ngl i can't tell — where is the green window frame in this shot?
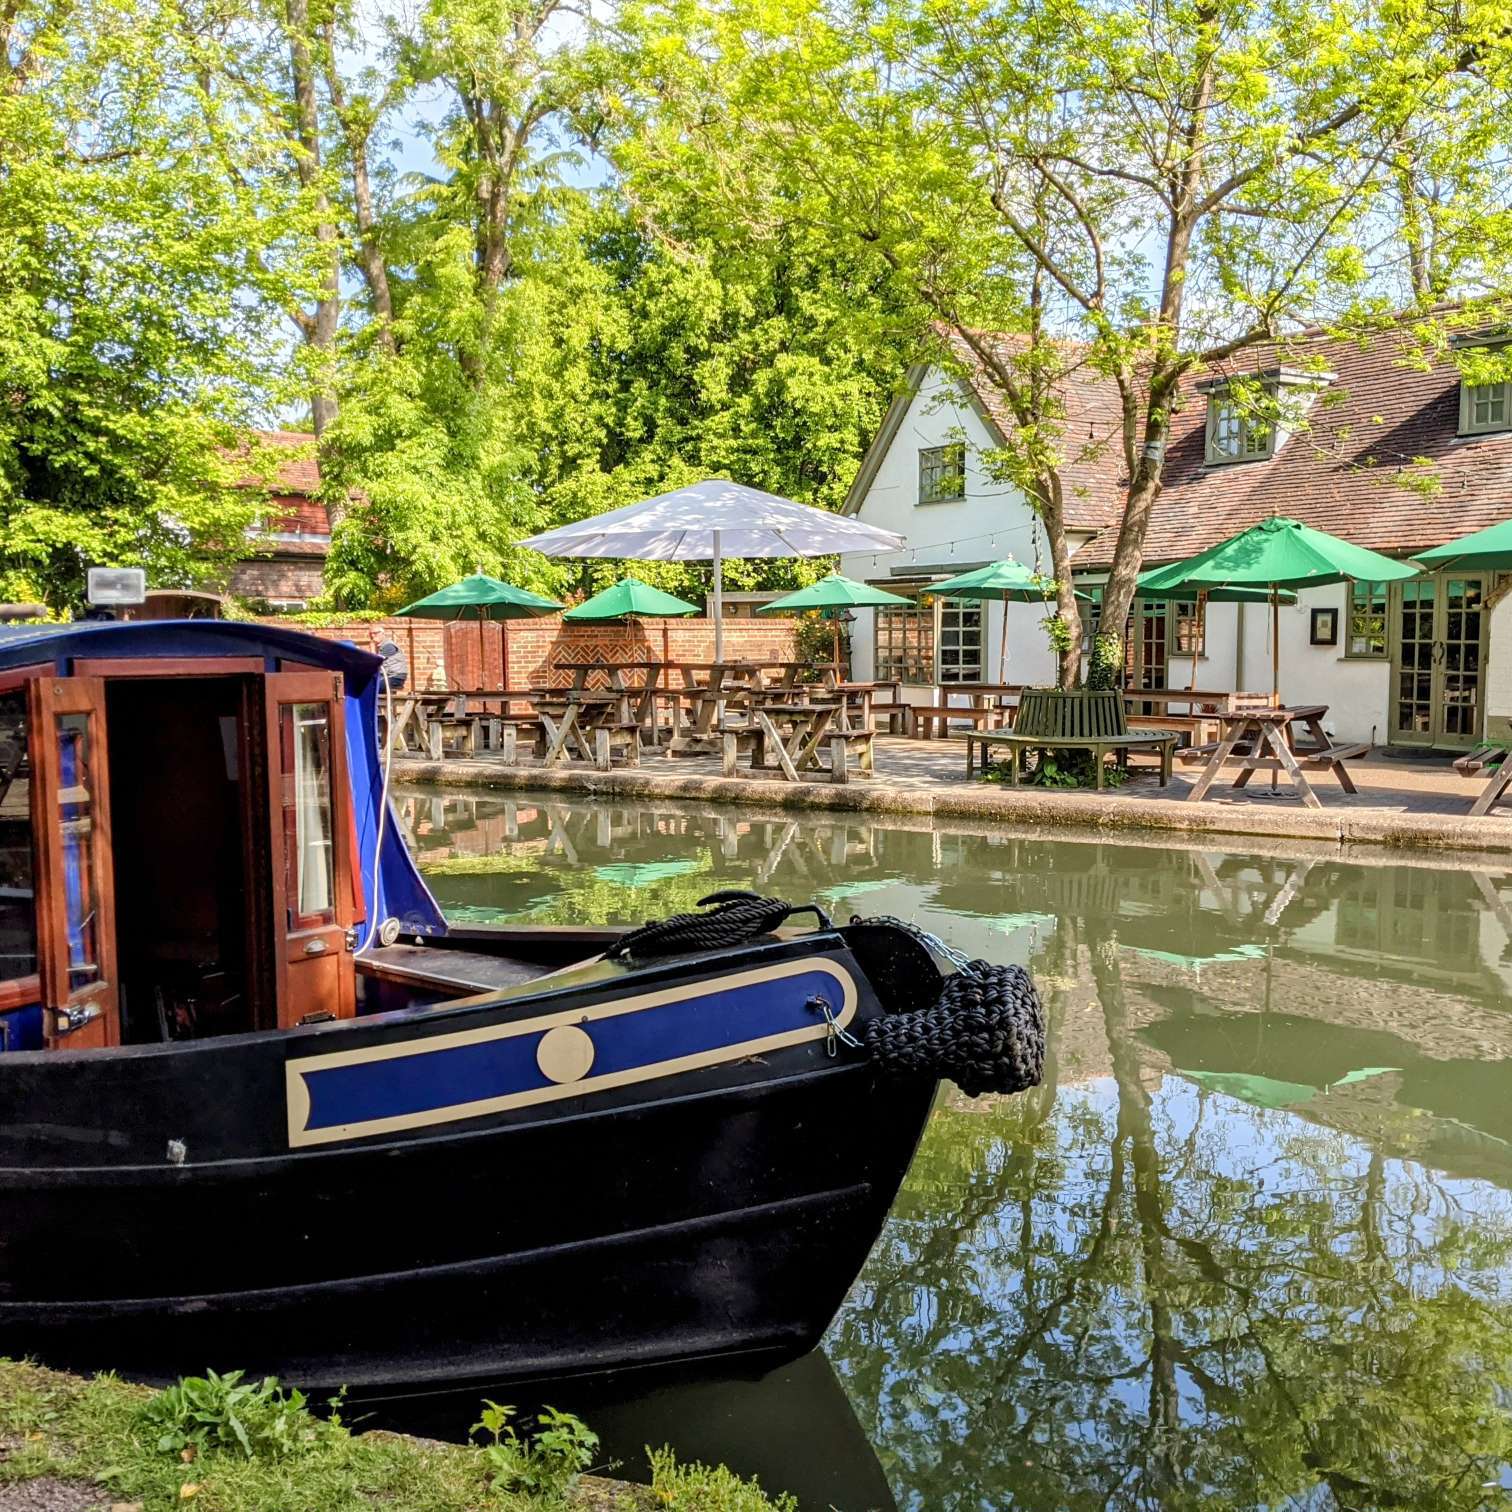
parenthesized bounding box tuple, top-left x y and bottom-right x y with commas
(1346, 580, 1389, 659)
(1171, 598, 1205, 656)
(918, 444, 965, 504)
(1204, 395, 1273, 465)
(1459, 380, 1512, 436)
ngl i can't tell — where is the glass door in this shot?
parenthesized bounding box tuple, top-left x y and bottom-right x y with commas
(265, 671, 357, 1026)
(29, 677, 119, 1047)
(1391, 573, 1489, 749)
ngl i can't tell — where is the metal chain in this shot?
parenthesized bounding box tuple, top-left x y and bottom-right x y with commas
(850, 914, 984, 980)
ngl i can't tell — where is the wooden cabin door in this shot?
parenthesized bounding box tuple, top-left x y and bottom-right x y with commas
(265, 671, 357, 1026)
(29, 677, 119, 1048)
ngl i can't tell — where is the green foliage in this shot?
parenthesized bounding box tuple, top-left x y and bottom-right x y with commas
(139, 1370, 328, 1461)
(471, 1401, 598, 1503)
(1084, 631, 1123, 691)
(0, 1358, 656, 1509)
(646, 1446, 798, 1510)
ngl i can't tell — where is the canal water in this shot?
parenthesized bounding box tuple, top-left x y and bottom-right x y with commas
(395, 785, 1512, 1510)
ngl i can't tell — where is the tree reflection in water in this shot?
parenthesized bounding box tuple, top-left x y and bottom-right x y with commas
(402, 788, 1512, 1509)
(830, 927, 1512, 1510)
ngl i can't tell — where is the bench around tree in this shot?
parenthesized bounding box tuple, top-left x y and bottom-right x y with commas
(965, 688, 1183, 789)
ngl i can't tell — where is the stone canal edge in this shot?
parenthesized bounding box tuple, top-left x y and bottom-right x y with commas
(394, 758, 1512, 861)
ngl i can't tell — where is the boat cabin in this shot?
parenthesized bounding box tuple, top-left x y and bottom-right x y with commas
(0, 620, 450, 1053)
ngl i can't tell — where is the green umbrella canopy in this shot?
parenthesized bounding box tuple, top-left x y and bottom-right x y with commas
(928, 558, 1090, 601)
(757, 572, 912, 614)
(395, 573, 563, 621)
(562, 576, 701, 620)
(1154, 516, 1418, 592)
(1134, 560, 1297, 604)
(1413, 517, 1512, 572)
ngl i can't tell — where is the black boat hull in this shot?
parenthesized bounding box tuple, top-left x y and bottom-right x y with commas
(0, 926, 938, 1392)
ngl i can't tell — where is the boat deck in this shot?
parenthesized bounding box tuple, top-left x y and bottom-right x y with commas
(360, 942, 552, 995)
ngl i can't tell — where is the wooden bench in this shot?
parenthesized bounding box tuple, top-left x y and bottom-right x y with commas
(910, 704, 1005, 740)
(965, 688, 1183, 789)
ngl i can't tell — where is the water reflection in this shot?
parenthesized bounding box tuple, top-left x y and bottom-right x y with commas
(398, 787, 1512, 1510)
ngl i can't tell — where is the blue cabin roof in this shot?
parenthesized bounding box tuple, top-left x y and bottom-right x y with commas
(0, 618, 382, 676)
(1, 618, 446, 939)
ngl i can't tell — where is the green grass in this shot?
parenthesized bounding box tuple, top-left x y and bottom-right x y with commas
(0, 1360, 797, 1511)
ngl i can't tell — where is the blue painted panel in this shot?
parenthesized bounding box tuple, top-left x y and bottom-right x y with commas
(0, 1004, 44, 1052)
(292, 964, 853, 1142)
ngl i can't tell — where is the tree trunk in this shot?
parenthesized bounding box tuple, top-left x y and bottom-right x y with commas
(323, 27, 396, 350)
(1039, 475, 1083, 689)
(285, 0, 339, 437)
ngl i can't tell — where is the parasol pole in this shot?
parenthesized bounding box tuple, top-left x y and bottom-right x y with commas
(1270, 585, 1280, 706)
(711, 528, 725, 663)
(1270, 583, 1281, 795)
(999, 599, 1009, 685)
(832, 615, 842, 677)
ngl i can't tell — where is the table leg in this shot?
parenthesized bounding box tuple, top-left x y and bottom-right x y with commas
(1262, 723, 1320, 808)
(829, 733, 849, 785)
(792, 711, 836, 772)
(538, 708, 573, 765)
(1472, 763, 1512, 816)
(756, 711, 800, 781)
(1188, 724, 1247, 802)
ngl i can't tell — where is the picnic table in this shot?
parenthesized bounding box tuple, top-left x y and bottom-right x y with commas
(1183, 705, 1366, 808)
(720, 698, 874, 784)
(527, 688, 641, 770)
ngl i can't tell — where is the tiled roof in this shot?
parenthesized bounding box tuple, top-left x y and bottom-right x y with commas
(947, 323, 1512, 566)
(233, 429, 321, 497)
(941, 327, 1127, 533)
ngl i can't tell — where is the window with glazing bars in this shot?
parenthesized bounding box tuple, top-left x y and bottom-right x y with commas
(875, 600, 933, 683)
(1347, 580, 1388, 657)
(918, 445, 965, 503)
(937, 597, 983, 683)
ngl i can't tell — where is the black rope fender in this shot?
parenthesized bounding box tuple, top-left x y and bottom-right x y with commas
(606, 893, 1044, 1099)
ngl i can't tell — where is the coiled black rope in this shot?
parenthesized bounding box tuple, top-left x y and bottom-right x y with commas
(606, 890, 832, 960)
(605, 894, 1044, 1099)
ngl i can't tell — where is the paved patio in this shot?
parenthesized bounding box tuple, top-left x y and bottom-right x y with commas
(394, 735, 1512, 853)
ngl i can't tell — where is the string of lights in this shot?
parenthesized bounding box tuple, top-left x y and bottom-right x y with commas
(852, 518, 1049, 577)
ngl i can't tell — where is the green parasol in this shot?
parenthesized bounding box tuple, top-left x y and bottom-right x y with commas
(562, 576, 700, 665)
(395, 572, 564, 690)
(562, 577, 701, 620)
(1134, 560, 1298, 604)
(928, 558, 1086, 683)
(1146, 517, 1416, 705)
(758, 572, 911, 672)
(1412, 517, 1512, 572)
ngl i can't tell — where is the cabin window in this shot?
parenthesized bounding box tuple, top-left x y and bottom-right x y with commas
(0, 690, 36, 986)
(918, 444, 965, 503)
(55, 713, 103, 994)
(280, 703, 336, 926)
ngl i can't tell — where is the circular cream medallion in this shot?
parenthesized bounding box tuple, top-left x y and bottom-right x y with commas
(536, 1024, 596, 1084)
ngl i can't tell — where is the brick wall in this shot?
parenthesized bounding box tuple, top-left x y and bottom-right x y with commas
(231, 558, 327, 603)
(258, 614, 801, 692)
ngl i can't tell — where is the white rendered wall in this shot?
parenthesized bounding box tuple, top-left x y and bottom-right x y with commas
(1232, 586, 1391, 743)
(1486, 592, 1512, 736)
(843, 368, 1063, 693)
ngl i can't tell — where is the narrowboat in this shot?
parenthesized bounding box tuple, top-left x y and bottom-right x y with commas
(0, 619, 1041, 1394)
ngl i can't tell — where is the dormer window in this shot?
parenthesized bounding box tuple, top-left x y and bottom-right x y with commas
(919, 444, 965, 503)
(1205, 396, 1273, 465)
(1460, 380, 1512, 436)
(1451, 331, 1512, 437)
(1197, 365, 1333, 467)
